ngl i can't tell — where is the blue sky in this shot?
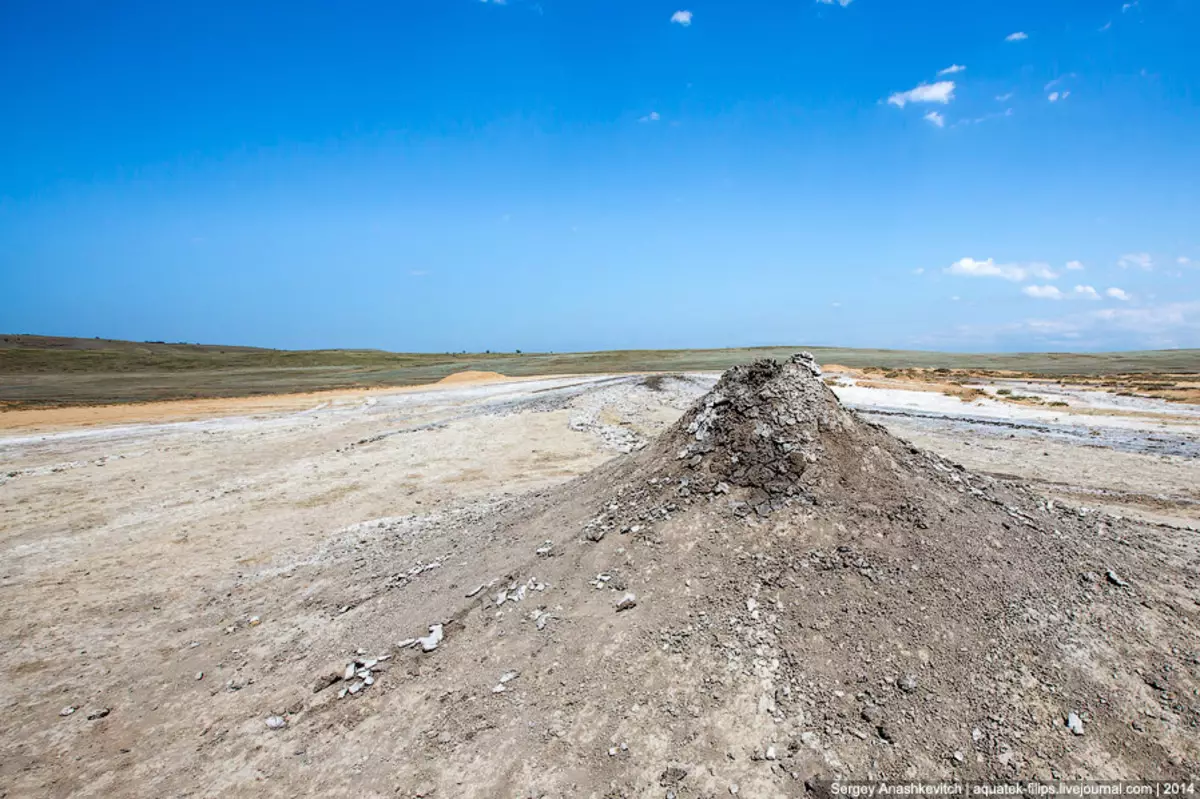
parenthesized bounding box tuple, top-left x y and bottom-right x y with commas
(1, 0, 1197, 353)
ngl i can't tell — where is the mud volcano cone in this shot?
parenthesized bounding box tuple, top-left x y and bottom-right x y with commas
(323, 354, 1193, 795)
(647, 352, 923, 516)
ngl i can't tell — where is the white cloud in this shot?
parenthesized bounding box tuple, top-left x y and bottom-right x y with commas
(1047, 91, 1070, 102)
(887, 81, 956, 108)
(670, 10, 692, 25)
(639, 111, 661, 123)
(1118, 252, 1153, 270)
(1005, 32, 1028, 42)
(816, 0, 853, 6)
(913, 267, 925, 275)
(1100, 21, 1112, 31)
(924, 111, 945, 128)
(954, 108, 1014, 126)
(995, 92, 1014, 102)
(1066, 260, 1084, 271)
(1106, 287, 1131, 301)
(944, 257, 1057, 282)
(1179, 256, 1193, 266)
(1044, 75, 1075, 91)
(1073, 285, 1100, 300)
(937, 64, 966, 76)
(1023, 285, 1064, 300)
(408, 269, 429, 277)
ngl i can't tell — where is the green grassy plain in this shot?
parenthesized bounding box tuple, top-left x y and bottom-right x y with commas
(2, 334, 1198, 408)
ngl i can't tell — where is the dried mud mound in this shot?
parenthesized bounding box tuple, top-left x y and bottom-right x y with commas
(653, 352, 926, 511)
(294, 355, 1199, 797)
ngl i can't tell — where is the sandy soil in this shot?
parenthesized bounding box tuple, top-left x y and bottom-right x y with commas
(1, 370, 1197, 796)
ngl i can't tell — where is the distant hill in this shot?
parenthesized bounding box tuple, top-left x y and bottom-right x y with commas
(1, 333, 1197, 408)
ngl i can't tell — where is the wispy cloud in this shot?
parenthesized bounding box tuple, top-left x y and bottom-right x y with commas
(995, 92, 1014, 102)
(670, 10, 692, 26)
(945, 257, 1057, 282)
(1073, 285, 1100, 300)
(1005, 31, 1028, 42)
(1100, 20, 1112, 31)
(1117, 252, 1153, 270)
(887, 81, 955, 108)
(1179, 256, 1193, 266)
(937, 64, 966, 76)
(1044, 74, 1076, 91)
(1047, 91, 1070, 102)
(924, 111, 945, 128)
(639, 111, 661, 123)
(816, 0, 853, 6)
(1066, 260, 1084, 271)
(953, 108, 1014, 127)
(1023, 285, 1063, 300)
(408, 269, 429, 277)
(1106, 287, 1131, 301)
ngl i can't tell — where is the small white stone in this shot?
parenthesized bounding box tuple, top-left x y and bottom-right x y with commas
(265, 715, 287, 730)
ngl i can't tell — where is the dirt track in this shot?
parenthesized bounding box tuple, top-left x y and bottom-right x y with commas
(1, 371, 1197, 796)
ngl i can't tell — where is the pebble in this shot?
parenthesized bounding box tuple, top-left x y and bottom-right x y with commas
(898, 674, 918, 693)
(344, 663, 357, 681)
(265, 715, 287, 730)
(1067, 712, 1085, 735)
(248, 616, 261, 627)
(59, 706, 77, 717)
(616, 593, 638, 612)
(195, 671, 204, 681)
(87, 708, 110, 721)
(1105, 570, 1130, 588)
(418, 624, 444, 652)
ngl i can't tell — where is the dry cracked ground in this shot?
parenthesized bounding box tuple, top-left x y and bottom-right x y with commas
(1, 368, 1198, 797)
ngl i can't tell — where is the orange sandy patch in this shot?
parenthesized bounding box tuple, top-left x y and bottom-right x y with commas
(435, 370, 508, 385)
(0, 387, 398, 433)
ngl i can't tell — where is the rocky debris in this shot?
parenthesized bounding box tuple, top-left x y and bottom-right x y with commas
(416, 625, 444, 652)
(491, 670, 520, 693)
(265, 715, 287, 730)
(86, 708, 110, 721)
(615, 593, 638, 612)
(59, 706, 77, 717)
(1106, 569, 1130, 588)
(332, 653, 390, 698)
(493, 577, 547, 606)
(1067, 712, 1085, 735)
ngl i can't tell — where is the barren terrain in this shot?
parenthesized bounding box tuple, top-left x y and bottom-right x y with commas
(1, 361, 1198, 797)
